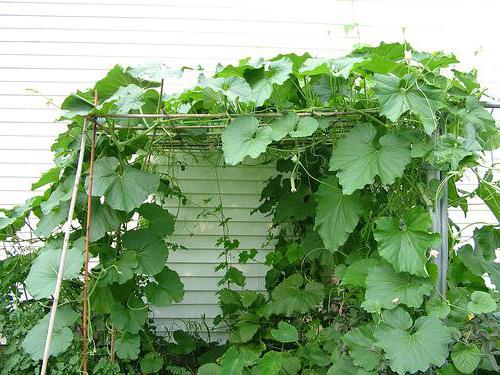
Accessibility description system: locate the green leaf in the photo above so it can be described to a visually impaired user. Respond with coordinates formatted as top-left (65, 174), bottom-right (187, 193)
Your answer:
top-left (301, 342), bottom-right (331, 366)
top-left (140, 352), bottom-right (164, 374)
top-left (314, 176), bottom-right (363, 252)
top-left (343, 324), bottom-right (381, 371)
top-left (220, 346), bottom-right (245, 375)
top-left (374, 308), bottom-right (451, 374)
top-left (32, 167), bottom-right (60, 190)
top-left (106, 84), bottom-right (144, 113)
top-left (110, 296), bottom-right (148, 334)
top-left (60, 91), bottom-right (94, 119)
top-left (341, 258), bottom-right (382, 287)
top-left (413, 51), bottom-right (458, 71)
top-left (374, 73), bottom-right (445, 134)
top-left (89, 199), bottom-right (122, 241)
top-left (429, 134), bottom-right (480, 170)
top-left (269, 112), bottom-right (319, 140)
top-left (362, 264), bottom-right (433, 312)
top-left (21, 306), bottom-right (78, 360)
top-left (227, 266), bottom-right (246, 287)
top-left (267, 273), bottom-right (324, 317)
top-left (246, 57), bottom-right (293, 106)
top-left (327, 358), bottom-right (374, 375)
top-left (425, 297), bottom-right (451, 319)
top-left (198, 74), bottom-right (252, 104)
top-left (26, 243), bottom-right (84, 299)
top-left (299, 57), bottom-right (364, 78)
top-left (451, 343), bottom-right (481, 374)
top-left (115, 333), bottom-right (141, 360)
top-left (34, 200), bottom-right (69, 237)
top-left (259, 351), bottom-right (283, 375)
top-left (459, 244), bottom-right (500, 289)
top-left (271, 321), bottom-right (298, 343)
top-left (122, 229), bottom-right (169, 275)
top-left (94, 64), bottom-right (144, 101)
top-left (40, 174), bottom-right (74, 215)
top-left (329, 123), bottom-right (411, 194)
top-left (476, 181), bottom-right (500, 221)
top-left (137, 202), bottom-right (175, 237)
top-left (229, 322), bottom-right (259, 343)
top-left (90, 157), bottom-right (160, 213)
top-left (467, 291), bottom-right (496, 314)
top-left (197, 363), bottom-right (221, 375)
top-left (221, 116), bottom-right (273, 165)
top-left (374, 206), bottom-right (440, 276)
top-left (103, 251), bottom-right (137, 284)
top-left (474, 225), bottom-right (500, 261)
top-left (145, 267), bottom-right (184, 306)
top-left (129, 62), bottom-right (183, 81)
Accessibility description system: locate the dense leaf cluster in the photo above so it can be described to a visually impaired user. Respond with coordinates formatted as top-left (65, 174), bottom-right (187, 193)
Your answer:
top-left (0, 42), bottom-right (499, 374)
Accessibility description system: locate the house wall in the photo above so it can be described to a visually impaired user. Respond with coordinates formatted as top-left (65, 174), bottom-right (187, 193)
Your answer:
top-left (0, 0), bottom-right (498, 339)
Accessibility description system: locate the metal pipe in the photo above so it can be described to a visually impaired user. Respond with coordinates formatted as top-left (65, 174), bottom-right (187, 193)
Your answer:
top-left (40, 119), bottom-right (88, 375)
top-left (82, 119), bottom-right (97, 375)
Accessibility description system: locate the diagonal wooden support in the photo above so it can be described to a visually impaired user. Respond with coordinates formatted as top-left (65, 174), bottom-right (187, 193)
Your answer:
top-left (40, 120), bottom-right (88, 375)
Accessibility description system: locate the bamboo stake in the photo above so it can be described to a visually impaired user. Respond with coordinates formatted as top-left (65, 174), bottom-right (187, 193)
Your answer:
top-left (40, 119), bottom-right (88, 375)
top-left (82, 102), bottom-right (97, 374)
top-left (89, 108), bottom-right (377, 120)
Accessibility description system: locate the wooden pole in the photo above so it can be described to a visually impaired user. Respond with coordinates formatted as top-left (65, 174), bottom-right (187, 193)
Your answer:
top-left (40, 119), bottom-right (88, 375)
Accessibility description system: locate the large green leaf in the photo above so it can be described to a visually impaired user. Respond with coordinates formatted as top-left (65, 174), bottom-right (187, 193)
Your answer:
top-left (299, 57), bottom-right (364, 78)
top-left (343, 324), bottom-right (381, 371)
top-left (90, 157), bottom-right (160, 213)
top-left (467, 291), bottom-right (496, 314)
top-left (106, 84), bottom-right (144, 113)
top-left (229, 322), bottom-right (259, 343)
top-left (341, 258), bottom-right (382, 287)
top-left (374, 73), bottom-right (445, 134)
top-left (428, 133), bottom-right (480, 170)
top-left (221, 116), bottom-right (273, 165)
top-left (459, 244), bottom-right (500, 289)
top-left (220, 346), bottom-right (245, 375)
top-left (259, 351), bottom-right (283, 375)
top-left (271, 321), bottom-right (298, 343)
top-left (140, 352), bottom-right (164, 374)
top-left (329, 123), bottom-right (411, 194)
top-left (327, 358), bottom-right (375, 375)
top-left (25, 243), bottom-right (84, 299)
top-left (269, 112), bottom-right (319, 140)
top-left (197, 363), bottom-right (221, 375)
top-left (362, 264), bottom-right (433, 312)
top-left (110, 296), bottom-right (148, 334)
top-left (103, 251), bottom-right (138, 285)
top-left (129, 62), bottom-right (183, 81)
top-left (89, 198), bottom-right (122, 241)
top-left (137, 202), bottom-right (175, 237)
top-left (476, 181), bottom-right (500, 221)
top-left (374, 308), bottom-right (451, 374)
top-left (451, 343), bottom-right (481, 374)
top-left (198, 74), bottom-right (252, 103)
top-left (145, 267), bottom-right (184, 306)
top-left (34, 200), bottom-right (70, 237)
top-left (115, 333), bottom-right (141, 360)
top-left (245, 57), bottom-right (293, 106)
top-left (314, 176), bottom-right (363, 252)
top-left (22, 306), bottom-right (78, 360)
top-left (94, 65), bottom-right (145, 101)
top-left (122, 228), bottom-right (169, 275)
top-left (267, 273), bottom-right (324, 317)
top-left (374, 206), bottom-right (440, 276)
top-left (40, 174), bottom-right (74, 215)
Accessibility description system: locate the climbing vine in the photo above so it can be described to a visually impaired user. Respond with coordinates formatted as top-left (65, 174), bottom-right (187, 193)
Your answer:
top-left (0, 42), bottom-right (499, 374)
